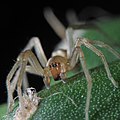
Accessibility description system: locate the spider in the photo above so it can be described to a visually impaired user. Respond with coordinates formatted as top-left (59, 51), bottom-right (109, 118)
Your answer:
top-left (6, 8), bottom-right (120, 120)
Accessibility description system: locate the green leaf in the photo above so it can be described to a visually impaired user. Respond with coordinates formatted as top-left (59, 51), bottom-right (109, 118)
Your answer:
top-left (1, 60), bottom-right (120, 120)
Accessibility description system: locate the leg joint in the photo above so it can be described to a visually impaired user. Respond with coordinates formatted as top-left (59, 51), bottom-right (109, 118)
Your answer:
top-left (74, 46), bottom-right (81, 52)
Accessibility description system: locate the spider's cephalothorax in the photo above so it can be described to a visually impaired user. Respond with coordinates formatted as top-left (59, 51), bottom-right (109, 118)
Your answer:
top-left (46, 49), bottom-right (69, 81)
top-left (47, 56), bottom-right (67, 80)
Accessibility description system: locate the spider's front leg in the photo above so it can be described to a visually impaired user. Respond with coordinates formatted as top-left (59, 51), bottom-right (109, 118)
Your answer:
top-left (6, 61), bottom-right (20, 112)
top-left (79, 38), bottom-right (119, 88)
top-left (69, 40), bottom-right (92, 120)
top-left (6, 50), bottom-right (48, 113)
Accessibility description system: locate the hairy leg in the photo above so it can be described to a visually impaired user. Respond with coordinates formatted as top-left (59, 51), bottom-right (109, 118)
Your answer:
top-left (23, 37), bottom-right (47, 67)
top-left (6, 50), bottom-right (44, 112)
top-left (6, 61), bottom-right (20, 112)
top-left (66, 28), bottom-right (75, 58)
top-left (89, 40), bottom-right (120, 59)
top-left (11, 68), bottom-right (29, 94)
top-left (43, 7), bottom-right (66, 40)
top-left (17, 58), bottom-right (27, 112)
top-left (78, 48), bottom-right (92, 120)
top-left (69, 41), bottom-right (93, 120)
top-left (16, 37), bottom-right (47, 90)
top-left (79, 38), bottom-right (118, 87)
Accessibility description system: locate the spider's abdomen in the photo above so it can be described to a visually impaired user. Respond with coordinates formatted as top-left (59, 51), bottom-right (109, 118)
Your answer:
top-left (46, 56), bottom-right (68, 80)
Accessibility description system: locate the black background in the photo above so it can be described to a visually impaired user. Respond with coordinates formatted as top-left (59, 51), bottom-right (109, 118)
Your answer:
top-left (0, 1), bottom-right (120, 104)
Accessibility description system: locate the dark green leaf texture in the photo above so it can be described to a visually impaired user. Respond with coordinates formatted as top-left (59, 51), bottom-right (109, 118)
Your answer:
top-left (31, 61), bottom-right (120, 120)
top-left (1, 60), bottom-right (120, 120)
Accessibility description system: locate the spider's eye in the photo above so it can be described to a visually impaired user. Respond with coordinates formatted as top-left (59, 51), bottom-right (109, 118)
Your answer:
top-left (51, 63), bottom-right (57, 67)
top-left (54, 63), bottom-right (57, 67)
top-left (52, 63), bottom-right (54, 67)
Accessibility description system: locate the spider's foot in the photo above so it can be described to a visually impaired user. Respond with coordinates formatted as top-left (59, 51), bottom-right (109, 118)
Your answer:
top-left (45, 84), bottom-right (50, 89)
top-left (110, 77), bottom-right (119, 88)
top-left (60, 73), bottom-right (67, 83)
top-left (61, 79), bottom-right (67, 83)
top-left (113, 81), bottom-right (118, 88)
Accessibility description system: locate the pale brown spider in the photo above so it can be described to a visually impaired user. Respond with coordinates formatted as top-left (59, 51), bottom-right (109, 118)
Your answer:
top-left (6, 8), bottom-right (120, 120)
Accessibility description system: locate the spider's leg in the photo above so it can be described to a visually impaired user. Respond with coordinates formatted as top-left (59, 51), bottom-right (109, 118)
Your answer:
top-left (25, 50), bottom-right (51, 87)
top-left (66, 9), bottom-right (79, 25)
top-left (10, 64), bottom-right (40, 95)
top-left (25, 50), bottom-right (51, 88)
top-left (25, 50), bottom-right (44, 75)
top-left (89, 40), bottom-right (120, 59)
top-left (17, 57), bottom-right (27, 113)
top-left (66, 27), bottom-right (74, 58)
top-left (25, 65), bottom-right (40, 75)
top-left (11, 68), bottom-right (29, 94)
top-left (80, 38), bottom-right (118, 87)
top-left (6, 50), bottom-right (45, 112)
top-left (43, 7), bottom-right (66, 40)
top-left (66, 27), bottom-right (86, 59)
top-left (11, 40), bottom-right (46, 92)
top-left (78, 48), bottom-right (92, 120)
top-left (19, 37), bottom-right (47, 90)
top-left (22, 73), bottom-right (29, 91)
top-left (69, 43), bottom-right (92, 120)
top-left (23, 37), bottom-right (47, 67)
top-left (6, 60), bottom-right (20, 112)
top-left (15, 50), bottom-right (45, 114)
top-left (11, 56), bottom-right (44, 92)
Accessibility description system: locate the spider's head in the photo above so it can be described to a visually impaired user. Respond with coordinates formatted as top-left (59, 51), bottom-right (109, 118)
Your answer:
top-left (46, 55), bottom-right (68, 81)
